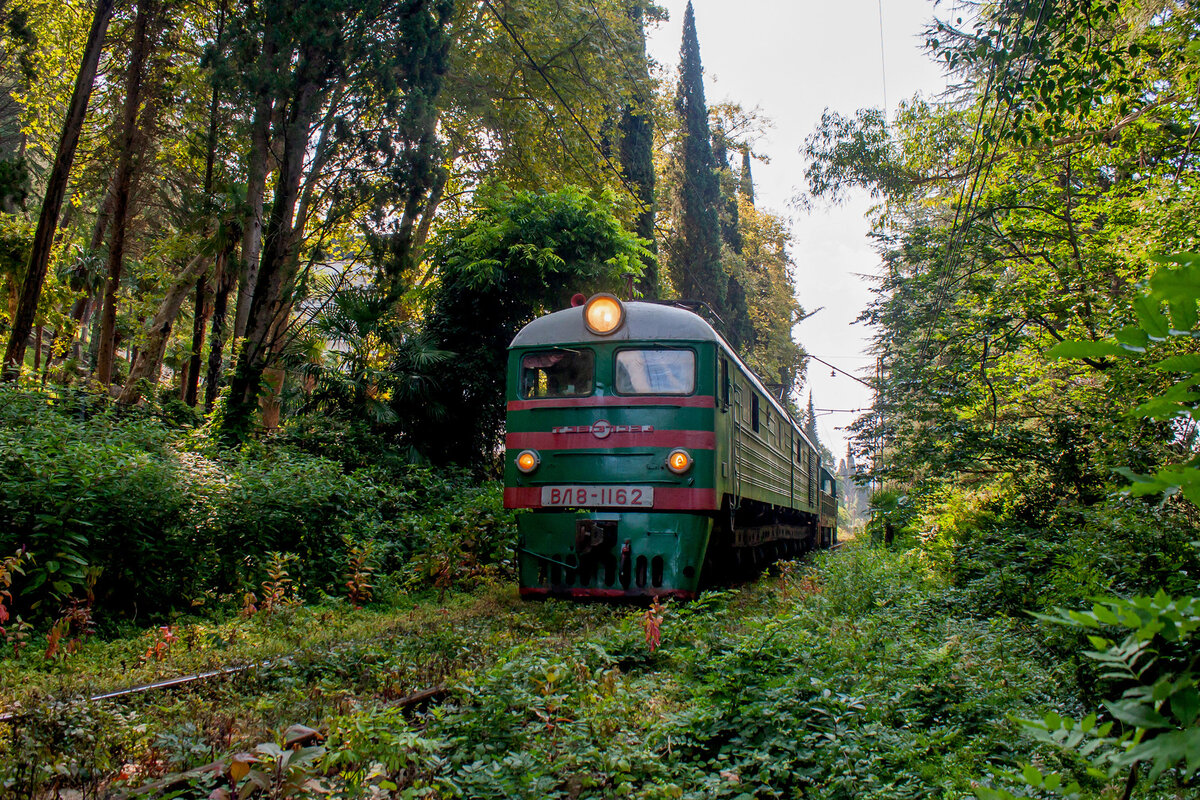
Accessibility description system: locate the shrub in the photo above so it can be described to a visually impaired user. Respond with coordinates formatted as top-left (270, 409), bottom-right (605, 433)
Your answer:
top-left (0, 387), bottom-right (518, 625)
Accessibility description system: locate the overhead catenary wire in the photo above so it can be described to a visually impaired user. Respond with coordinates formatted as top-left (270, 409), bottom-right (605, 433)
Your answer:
top-left (805, 352), bottom-right (874, 388)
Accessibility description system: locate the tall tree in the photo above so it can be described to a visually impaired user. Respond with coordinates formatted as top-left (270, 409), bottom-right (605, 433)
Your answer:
top-left (803, 0), bottom-right (1200, 492)
top-left (2, 0), bottom-right (115, 380)
top-left (95, 0), bottom-right (157, 385)
top-left (618, 1), bottom-right (656, 298)
top-left (739, 146), bottom-right (754, 204)
top-left (669, 1), bottom-right (724, 317)
top-left (805, 391), bottom-right (818, 446)
top-left (218, 0), bottom-right (456, 439)
top-left (711, 123), bottom-right (741, 253)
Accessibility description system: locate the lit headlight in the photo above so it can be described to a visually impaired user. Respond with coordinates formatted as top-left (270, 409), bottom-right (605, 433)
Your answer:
top-left (666, 448), bottom-right (692, 474)
top-left (584, 293), bottom-right (625, 335)
top-left (516, 450), bottom-right (540, 473)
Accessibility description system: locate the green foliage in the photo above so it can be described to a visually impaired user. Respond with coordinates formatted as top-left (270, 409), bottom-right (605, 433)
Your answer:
top-left (287, 285), bottom-right (451, 455)
top-left (0, 386), bottom-right (518, 622)
top-left (972, 251), bottom-right (1200, 797)
top-left (0, 541), bottom-right (1133, 800)
top-left (1048, 252), bottom-right (1200, 503)
top-left (419, 184), bottom-right (649, 465)
top-left (0, 697), bottom-right (145, 799)
top-left (810, 2), bottom-right (1200, 491)
top-left (975, 590), bottom-right (1200, 799)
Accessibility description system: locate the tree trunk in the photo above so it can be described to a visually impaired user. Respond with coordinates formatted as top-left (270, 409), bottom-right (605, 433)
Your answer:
top-left (32, 324), bottom-right (41, 371)
top-left (204, 243), bottom-right (235, 412)
top-left (233, 25), bottom-right (277, 342)
top-left (186, 5), bottom-right (224, 408)
top-left (117, 252), bottom-right (212, 405)
top-left (183, 274), bottom-right (210, 405)
top-left (95, 0), bottom-right (152, 385)
top-left (40, 328), bottom-right (56, 385)
top-left (222, 52), bottom-right (328, 437)
top-left (2, 0), bottom-right (116, 380)
top-left (65, 166), bottom-right (120, 366)
top-left (258, 305), bottom-right (292, 430)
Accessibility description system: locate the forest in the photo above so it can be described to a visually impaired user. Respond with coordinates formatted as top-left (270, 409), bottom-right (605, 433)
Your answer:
top-left (0, 0), bottom-right (1197, 797)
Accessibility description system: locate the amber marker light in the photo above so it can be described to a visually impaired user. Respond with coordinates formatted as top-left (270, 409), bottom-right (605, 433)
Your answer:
top-left (516, 450), bottom-right (540, 473)
top-left (584, 293), bottom-right (625, 335)
top-left (666, 448), bottom-right (693, 474)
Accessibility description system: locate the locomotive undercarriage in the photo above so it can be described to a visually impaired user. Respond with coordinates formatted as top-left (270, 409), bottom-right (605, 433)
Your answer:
top-left (517, 510), bottom-right (711, 599)
top-left (701, 497), bottom-right (821, 585)
top-left (517, 496), bottom-right (824, 599)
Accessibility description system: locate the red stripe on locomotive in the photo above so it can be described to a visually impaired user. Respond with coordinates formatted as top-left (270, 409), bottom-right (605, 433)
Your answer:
top-left (504, 429), bottom-right (715, 450)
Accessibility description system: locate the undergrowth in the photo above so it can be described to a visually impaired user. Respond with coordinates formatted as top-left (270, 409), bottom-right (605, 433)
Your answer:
top-left (4, 542), bottom-right (1169, 799)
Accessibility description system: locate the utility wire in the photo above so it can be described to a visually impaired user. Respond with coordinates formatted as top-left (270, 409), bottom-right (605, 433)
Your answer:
top-left (805, 352), bottom-right (874, 388)
top-left (480, 0), bottom-right (716, 301)
top-left (479, 0), bottom-right (649, 219)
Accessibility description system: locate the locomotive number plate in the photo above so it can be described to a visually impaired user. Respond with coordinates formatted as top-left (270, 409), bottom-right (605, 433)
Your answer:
top-left (541, 485), bottom-right (654, 508)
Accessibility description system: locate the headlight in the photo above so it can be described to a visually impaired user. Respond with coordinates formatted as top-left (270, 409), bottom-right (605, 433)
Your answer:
top-left (666, 448), bottom-right (692, 474)
top-left (516, 450), bottom-right (540, 473)
top-left (584, 293), bottom-right (625, 335)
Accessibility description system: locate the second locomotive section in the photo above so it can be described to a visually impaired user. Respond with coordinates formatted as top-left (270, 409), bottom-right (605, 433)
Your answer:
top-left (503, 295), bottom-right (830, 599)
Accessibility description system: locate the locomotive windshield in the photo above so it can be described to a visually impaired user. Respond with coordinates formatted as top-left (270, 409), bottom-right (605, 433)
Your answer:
top-left (615, 349), bottom-right (695, 394)
top-left (520, 349), bottom-right (594, 398)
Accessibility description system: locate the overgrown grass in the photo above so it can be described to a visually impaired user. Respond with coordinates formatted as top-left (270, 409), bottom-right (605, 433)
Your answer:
top-left (5, 542), bottom-right (1167, 799)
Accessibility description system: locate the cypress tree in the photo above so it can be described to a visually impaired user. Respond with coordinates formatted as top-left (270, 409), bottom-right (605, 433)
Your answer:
top-left (712, 124), bottom-right (742, 253)
top-left (672, 1), bottom-right (724, 313)
top-left (740, 147), bottom-right (755, 204)
top-left (619, 2), bottom-right (657, 298)
top-left (805, 391), bottom-right (820, 446)
top-left (712, 121), bottom-right (751, 350)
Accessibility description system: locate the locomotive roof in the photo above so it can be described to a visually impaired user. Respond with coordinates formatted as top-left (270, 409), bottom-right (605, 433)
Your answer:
top-left (510, 301), bottom-right (822, 458)
top-left (510, 301), bottom-right (720, 347)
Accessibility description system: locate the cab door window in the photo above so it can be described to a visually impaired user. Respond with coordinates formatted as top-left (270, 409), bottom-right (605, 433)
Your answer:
top-left (520, 350), bottom-right (595, 398)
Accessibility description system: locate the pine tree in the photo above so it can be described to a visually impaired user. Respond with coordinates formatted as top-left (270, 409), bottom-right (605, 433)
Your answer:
top-left (618, 2), bottom-right (656, 298)
top-left (671, 1), bottom-right (725, 313)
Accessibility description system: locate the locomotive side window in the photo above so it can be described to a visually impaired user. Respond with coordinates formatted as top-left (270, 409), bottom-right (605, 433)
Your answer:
top-left (721, 358), bottom-right (730, 410)
top-left (520, 350), bottom-right (595, 398)
top-left (614, 349), bottom-right (695, 394)
top-left (751, 394), bottom-right (760, 433)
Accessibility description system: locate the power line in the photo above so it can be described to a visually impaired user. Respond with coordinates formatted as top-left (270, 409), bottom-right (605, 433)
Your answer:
top-left (805, 352), bottom-right (873, 388)
top-left (479, 0), bottom-right (650, 219)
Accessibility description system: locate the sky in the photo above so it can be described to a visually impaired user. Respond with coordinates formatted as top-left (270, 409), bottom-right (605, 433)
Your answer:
top-left (644, 0), bottom-right (950, 463)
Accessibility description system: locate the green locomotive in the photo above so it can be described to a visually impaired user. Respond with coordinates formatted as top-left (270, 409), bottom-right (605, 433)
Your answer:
top-left (504, 293), bottom-right (838, 599)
